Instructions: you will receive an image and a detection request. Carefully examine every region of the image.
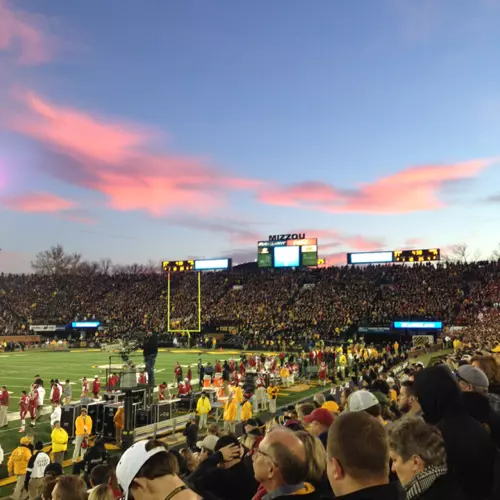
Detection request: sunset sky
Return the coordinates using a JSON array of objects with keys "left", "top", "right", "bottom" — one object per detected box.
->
[{"left": 1, "top": 0, "right": 500, "bottom": 272}]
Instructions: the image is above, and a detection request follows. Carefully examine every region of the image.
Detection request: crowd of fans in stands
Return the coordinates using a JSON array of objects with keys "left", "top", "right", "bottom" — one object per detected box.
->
[
  {"left": 3, "top": 339, "right": 500, "bottom": 500},
  {"left": 1, "top": 262, "right": 499, "bottom": 339}
]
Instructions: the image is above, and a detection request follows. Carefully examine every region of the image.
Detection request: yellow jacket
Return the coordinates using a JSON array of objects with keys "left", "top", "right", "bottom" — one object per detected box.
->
[
  {"left": 51, "top": 427, "right": 68, "bottom": 453},
  {"left": 196, "top": 397, "right": 211, "bottom": 415},
  {"left": 234, "top": 386, "right": 243, "bottom": 404},
  {"left": 241, "top": 401, "right": 253, "bottom": 421},
  {"left": 75, "top": 415, "right": 93, "bottom": 436},
  {"left": 8, "top": 445, "right": 32, "bottom": 476},
  {"left": 114, "top": 407, "right": 124, "bottom": 429},
  {"left": 267, "top": 386, "right": 279, "bottom": 400},
  {"left": 224, "top": 401, "right": 237, "bottom": 421}
]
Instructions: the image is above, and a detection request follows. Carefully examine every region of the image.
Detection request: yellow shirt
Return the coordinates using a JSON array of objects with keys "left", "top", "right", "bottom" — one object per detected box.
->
[
  {"left": 75, "top": 415, "right": 93, "bottom": 436},
  {"left": 196, "top": 397, "right": 212, "bottom": 415},
  {"left": 241, "top": 401, "right": 253, "bottom": 421},
  {"left": 51, "top": 427, "right": 69, "bottom": 453},
  {"left": 234, "top": 386, "right": 243, "bottom": 404},
  {"left": 224, "top": 401, "right": 237, "bottom": 421},
  {"left": 267, "top": 386, "right": 279, "bottom": 400}
]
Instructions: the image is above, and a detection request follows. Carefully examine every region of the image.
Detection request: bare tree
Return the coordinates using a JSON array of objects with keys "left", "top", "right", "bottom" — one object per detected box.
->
[
  {"left": 444, "top": 243, "right": 470, "bottom": 263},
  {"left": 31, "top": 245, "right": 82, "bottom": 275},
  {"left": 98, "top": 258, "right": 113, "bottom": 274},
  {"left": 145, "top": 259, "right": 160, "bottom": 274},
  {"left": 491, "top": 245, "right": 500, "bottom": 261},
  {"left": 78, "top": 260, "right": 100, "bottom": 276}
]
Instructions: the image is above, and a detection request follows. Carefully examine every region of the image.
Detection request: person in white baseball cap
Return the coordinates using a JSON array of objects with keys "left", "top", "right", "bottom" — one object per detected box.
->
[
  {"left": 346, "top": 390, "right": 389, "bottom": 427},
  {"left": 116, "top": 439, "right": 199, "bottom": 500}
]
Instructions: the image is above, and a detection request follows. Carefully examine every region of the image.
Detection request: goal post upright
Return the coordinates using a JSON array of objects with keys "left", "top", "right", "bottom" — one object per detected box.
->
[{"left": 167, "top": 271, "right": 202, "bottom": 333}]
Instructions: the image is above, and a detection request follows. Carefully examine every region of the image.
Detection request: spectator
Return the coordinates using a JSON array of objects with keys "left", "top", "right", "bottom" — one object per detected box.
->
[
  {"left": 189, "top": 434, "right": 258, "bottom": 500},
  {"left": 89, "top": 484, "right": 114, "bottom": 500},
  {"left": 8, "top": 436, "right": 33, "bottom": 500},
  {"left": 142, "top": 331, "right": 158, "bottom": 387},
  {"left": 80, "top": 438, "right": 109, "bottom": 485},
  {"left": 295, "top": 430, "right": 333, "bottom": 499},
  {"left": 252, "top": 427, "right": 319, "bottom": 499},
  {"left": 388, "top": 417, "right": 465, "bottom": 499},
  {"left": 397, "top": 381, "right": 422, "bottom": 417},
  {"left": 51, "top": 475, "right": 88, "bottom": 500},
  {"left": 303, "top": 408, "right": 334, "bottom": 448},
  {"left": 326, "top": 412, "right": 404, "bottom": 499},
  {"left": 39, "top": 477, "right": 57, "bottom": 500},
  {"left": 116, "top": 440, "right": 198, "bottom": 500},
  {"left": 313, "top": 394, "right": 325, "bottom": 409},
  {"left": 345, "top": 391, "right": 387, "bottom": 427},
  {"left": 184, "top": 417, "right": 198, "bottom": 451},
  {"left": 471, "top": 355, "right": 500, "bottom": 411},
  {"left": 196, "top": 424, "right": 219, "bottom": 452},
  {"left": 296, "top": 403, "right": 315, "bottom": 424},
  {"left": 413, "top": 365, "right": 497, "bottom": 500},
  {"left": 89, "top": 464, "right": 112, "bottom": 489},
  {"left": 455, "top": 365, "right": 500, "bottom": 447},
  {"left": 25, "top": 441, "right": 51, "bottom": 499}
]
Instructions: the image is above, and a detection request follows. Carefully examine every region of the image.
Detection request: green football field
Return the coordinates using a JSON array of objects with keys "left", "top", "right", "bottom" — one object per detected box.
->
[{"left": 0, "top": 348, "right": 239, "bottom": 453}]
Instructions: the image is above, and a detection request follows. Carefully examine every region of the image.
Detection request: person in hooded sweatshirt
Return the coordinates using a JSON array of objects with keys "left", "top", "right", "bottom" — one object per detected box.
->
[{"left": 413, "top": 365, "right": 496, "bottom": 500}]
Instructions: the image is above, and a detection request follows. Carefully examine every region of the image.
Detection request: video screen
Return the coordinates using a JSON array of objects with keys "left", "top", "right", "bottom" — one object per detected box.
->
[{"left": 274, "top": 246, "right": 300, "bottom": 267}]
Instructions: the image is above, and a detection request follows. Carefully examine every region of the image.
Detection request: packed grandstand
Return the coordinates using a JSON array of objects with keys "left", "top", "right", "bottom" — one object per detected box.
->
[
  {"left": 1, "top": 261, "right": 500, "bottom": 338},
  {"left": 1, "top": 261, "right": 500, "bottom": 500}
]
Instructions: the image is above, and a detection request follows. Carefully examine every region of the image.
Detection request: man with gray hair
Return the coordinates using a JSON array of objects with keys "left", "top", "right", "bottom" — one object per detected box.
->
[
  {"left": 252, "top": 427, "right": 320, "bottom": 499},
  {"left": 456, "top": 364, "right": 500, "bottom": 447}
]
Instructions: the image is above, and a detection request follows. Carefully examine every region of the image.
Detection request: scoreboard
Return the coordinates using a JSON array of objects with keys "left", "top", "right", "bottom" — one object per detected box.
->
[
  {"left": 393, "top": 248, "right": 440, "bottom": 263},
  {"left": 258, "top": 237, "right": 319, "bottom": 268},
  {"left": 162, "top": 260, "right": 194, "bottom": 272},
  {"left": 347, "top": 248, "right": 440, "bottom": 265}
]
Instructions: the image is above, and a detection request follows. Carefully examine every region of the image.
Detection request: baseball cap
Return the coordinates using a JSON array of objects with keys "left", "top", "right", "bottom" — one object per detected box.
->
[
  {"left": 322, "top": 400, "right": 340, "bottom": 413},
  {"left": 346, "top": 391, "right": 380, "bottom": 412},
  {"left": 196, "top": 434, "right": 219, "bottom": 452},
  {"left": 303, "top": 408, "right": 335, "bottom": 427},
  {"left": 116, "top": 441, "right": 169, "bottom": 499},
  {"left": 456, "top": 365, "right": 489, "bottom": 388}
]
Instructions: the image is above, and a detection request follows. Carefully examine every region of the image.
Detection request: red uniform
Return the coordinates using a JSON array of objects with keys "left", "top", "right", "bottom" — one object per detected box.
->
[
  {"left": 108, "top": 375, "right": 119, "bottom": 390},
  {"left": 229, "top": 360, "right": 235, "bottom": 373},
  {"left": 51, "top": 385, "right": 61, "bottom": 404},
  {"left": 82, "top": 380, "right": 89, "bottom": 396},
  {"left": 215, "top": 362, "right": 222, "bottom": 373},
  {"left": 0, "top": 389, "right": 9, "bottom": 407},
  {"left": 138, "top": 373, "right": 147, "bottom": 385},
  {"left": 19, "top": 394, "right": 29, "bottom": 419},
  {"left": 187, "top": 368, "right": 192, "bottom": 381},
  {"left": 158, "top": 383, "right": 167, "bottom": 401},
  {"left": 319, "top": 363, "right": 327, "bottom": 381},
  {"left": 29, "top": 389, "right": 38, "bottom": 419},
  {"left": 248, "top": 357, "right": 256, "bottom": 368},
  {"left": 239, "top": 362, "right": 245, "bottom": 376},
  {"left": 92, "top": 379, "right": 101, "bottom": 397},
  {"left": 177, "top": 384, "right": 188, "bottom": 396},
  {"left": 185, "top": 381, "right": 192, "bottom": 393}
]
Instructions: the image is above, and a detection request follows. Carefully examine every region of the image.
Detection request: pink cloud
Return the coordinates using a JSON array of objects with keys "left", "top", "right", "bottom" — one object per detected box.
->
[
  {"left": 300, "top": 229, "right": 384, "bottom": 251},
  {"left": 0, "top": 0, "right": 55, "bottom": 65},
  {"left": 404, "top": 237, "right": 425, "bottom": 247},
  {"left": 3, "top": 192, "right": 76, "bottom": 213},
  {"left": 258, "top": 158, "right": 498, "bottom": 214},
  {"left": 8, "top": 91, "right": 260, "bottom": 217}
]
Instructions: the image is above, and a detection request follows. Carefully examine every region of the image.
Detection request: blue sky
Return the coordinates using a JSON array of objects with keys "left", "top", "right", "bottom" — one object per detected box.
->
[{"left": 1, "top": 0, "right": 500, "bottom": 272}]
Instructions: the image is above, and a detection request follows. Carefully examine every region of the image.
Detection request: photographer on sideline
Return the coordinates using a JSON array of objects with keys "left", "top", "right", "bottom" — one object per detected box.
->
[{"left": 143, "top": 331, "right": 158, "bottom": 387}]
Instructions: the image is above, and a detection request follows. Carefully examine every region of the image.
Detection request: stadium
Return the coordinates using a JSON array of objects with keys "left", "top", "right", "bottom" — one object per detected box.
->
[
  {"left": 2, "top": 1, "right": 500, "bottom": 499},
  {"left": 1, "top": 237, "right": 500, "bottom": 499}
]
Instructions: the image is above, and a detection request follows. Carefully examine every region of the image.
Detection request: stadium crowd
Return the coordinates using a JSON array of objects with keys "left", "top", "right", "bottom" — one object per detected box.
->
[
  {"left": 2, "top": 340, "right": 500, "bottom": 500},
  {"left": 1, "top": 262, "right": 499, "bottom": 338}
]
